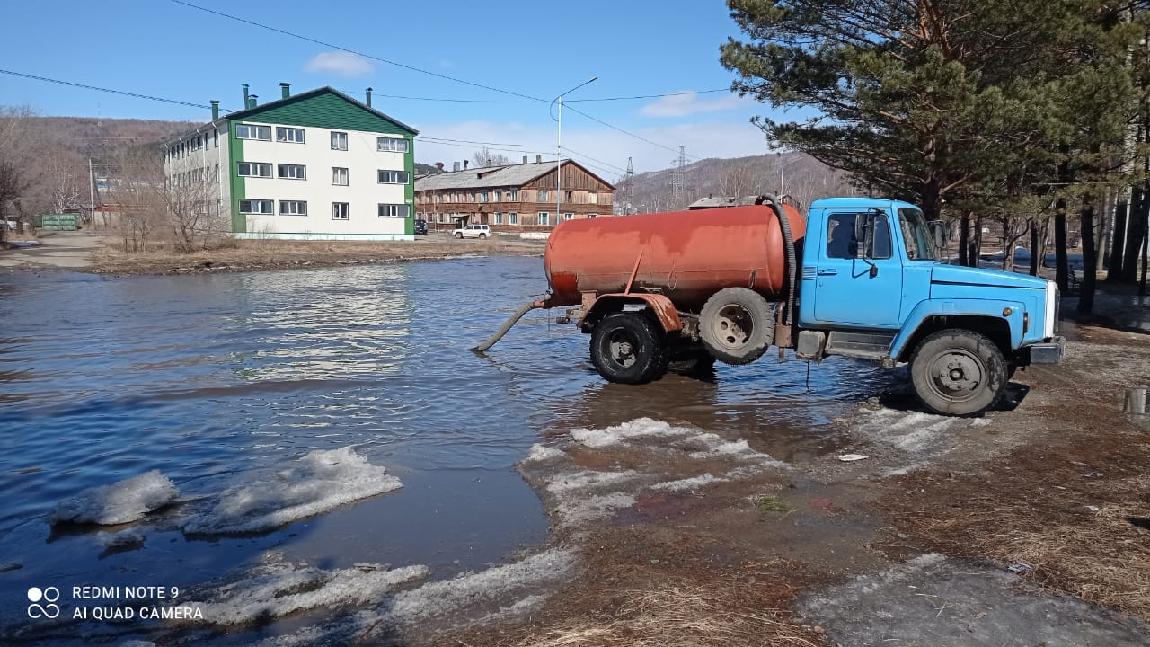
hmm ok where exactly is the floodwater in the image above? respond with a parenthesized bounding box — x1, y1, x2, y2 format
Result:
(0, 256, 894, 643)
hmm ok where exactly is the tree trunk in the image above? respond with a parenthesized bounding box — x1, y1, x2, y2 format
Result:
(1098, 187, 1113, 273)
(1055, 197, 1069, 292)
(1121, 184, 1148, 283)
(959, 212, 971, 266)
(1108, 190, 1129, 281)
(1029, 218, 1040, 276)
(1078, 197, 1096, 315)
(920, 178, 942, 222)
(970, 214, 984, 266)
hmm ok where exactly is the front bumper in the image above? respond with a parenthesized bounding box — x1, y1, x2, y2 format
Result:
(1022, 336, 1065, 365)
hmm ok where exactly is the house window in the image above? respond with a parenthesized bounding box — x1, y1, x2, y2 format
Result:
(377, 170, 409, 184)
(279, 200, 308, 216)
(495, 190, 502, 201)
(508, 189, 519, 201)
(509, 212, 519, 225)
(378, 203, 410, 218)
(538, 212, 550, 226)
(563, 212, 574, 221)
(277, 164, 306, 180)
(588, 191, 598, 204)
(235, 124, 271, 140)
(376, 136, 409, 153)
(332, 202, 350, 220)
(239, 199, 273, 214)
(331, 131, 349, 150)
(276, 127, 305, 143)
(588, 213, 599, 219)
(213, 129, 218, 147)
(538, 190, 549, 202)
(237, 162, 272, 178)
(332, 167, 349, 186)
(494, 212, 503, 225)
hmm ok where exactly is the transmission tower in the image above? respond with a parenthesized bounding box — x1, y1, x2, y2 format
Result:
(622, 156, 634, 214)
(670, 146, 687, 208)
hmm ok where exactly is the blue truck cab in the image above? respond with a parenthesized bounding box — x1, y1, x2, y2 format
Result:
(794, 197, 1063, 414)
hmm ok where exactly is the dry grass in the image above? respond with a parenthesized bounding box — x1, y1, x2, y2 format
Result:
(883, 428, 1150, 619)
(512, 582, 821, 647)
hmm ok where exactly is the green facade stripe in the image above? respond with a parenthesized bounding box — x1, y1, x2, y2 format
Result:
(228, 122, 246, 233)
(236, 92, 415, 135)
(404, 137, 414, 235)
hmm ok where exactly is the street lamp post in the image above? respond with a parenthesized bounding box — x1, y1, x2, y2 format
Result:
(551, 77, 597, 227)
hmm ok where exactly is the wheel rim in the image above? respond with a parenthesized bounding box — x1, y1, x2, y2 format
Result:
(925, 349, 986, 403)
(606, 329, 640, 369)
(708, 304, 754, 350)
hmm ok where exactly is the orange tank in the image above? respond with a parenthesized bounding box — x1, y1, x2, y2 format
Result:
(544, 204, 806, 311)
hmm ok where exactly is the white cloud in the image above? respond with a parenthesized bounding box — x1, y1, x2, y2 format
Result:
(411, 119, 769, 175)
(638, 91, 746, 118)
(304, 51, 375, 78)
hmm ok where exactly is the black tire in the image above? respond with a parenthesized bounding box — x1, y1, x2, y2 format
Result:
(698, 288, 775, 365)
(909, 329, 1008, 416)
(590, 312, 669, 384)
(455, 232, 463, 239)
(479, 233, 487, 239)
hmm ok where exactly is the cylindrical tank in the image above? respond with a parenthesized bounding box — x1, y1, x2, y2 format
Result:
(544, 204, 806, 311)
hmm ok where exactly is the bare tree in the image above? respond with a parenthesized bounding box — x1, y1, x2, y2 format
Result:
(717, 165, 755, 199)
(0, 107, 36, 242)
(472, 147, 511, 168)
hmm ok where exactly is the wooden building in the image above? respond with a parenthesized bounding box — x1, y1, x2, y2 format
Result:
(414, 157, 615, 231)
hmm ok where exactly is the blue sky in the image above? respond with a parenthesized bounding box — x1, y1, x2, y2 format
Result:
(0, 0, 786, 174)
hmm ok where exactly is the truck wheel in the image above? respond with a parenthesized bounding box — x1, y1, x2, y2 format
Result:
(909, 329, 1007, 416)
(455, 232, 463, 239)
(590, 312, 669, 384)
(699, 288, 775, 365)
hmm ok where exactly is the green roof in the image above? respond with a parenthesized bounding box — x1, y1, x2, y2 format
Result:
(225, 86, 418, 136)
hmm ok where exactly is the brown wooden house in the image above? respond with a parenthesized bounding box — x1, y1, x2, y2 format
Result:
(414, 158, 615, 231)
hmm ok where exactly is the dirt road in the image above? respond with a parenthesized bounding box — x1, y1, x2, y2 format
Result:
(439, 319, 1150, 647)
(0, 231, 101, 270)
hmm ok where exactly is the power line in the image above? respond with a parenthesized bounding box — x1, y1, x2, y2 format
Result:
(560, 146, 627, 174)
(171, 0, 546, 104)
(421, 136, 526, 147)
(565, 104, 694, 160)
(338, 89, 493, 104)
(0, 67, 225, 111)
(568, 88, 729, 103)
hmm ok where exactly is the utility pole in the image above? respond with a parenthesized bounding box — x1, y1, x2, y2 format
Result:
(552, 77, 597, 226)
(623, 156, 634, 214)
(88, 157, 97, 224)
(670, 146, 687, 208)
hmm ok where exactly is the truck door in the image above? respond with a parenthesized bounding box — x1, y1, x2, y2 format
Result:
(813, 211, 903, 328)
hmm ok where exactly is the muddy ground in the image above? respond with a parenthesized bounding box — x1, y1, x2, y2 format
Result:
(435, 321, 1150, 647)
(0, 230, 546, 275)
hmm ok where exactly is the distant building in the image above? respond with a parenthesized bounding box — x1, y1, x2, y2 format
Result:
(163, 85, 417, 241)
(414, 157, 615, 230)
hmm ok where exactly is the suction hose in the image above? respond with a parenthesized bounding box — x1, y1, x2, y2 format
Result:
(766, 200, 797, 325)
(471, 298, 548, 352)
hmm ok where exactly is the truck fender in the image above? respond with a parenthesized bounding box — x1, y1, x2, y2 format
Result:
(889, 299, 1027, 362)
(581, 293, 683, 334)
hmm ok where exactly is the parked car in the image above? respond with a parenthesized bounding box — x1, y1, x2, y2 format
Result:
(454, 224, 493, 239)
(414, 219, 428, 235)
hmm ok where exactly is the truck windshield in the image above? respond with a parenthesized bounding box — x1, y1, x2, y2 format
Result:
(898, 208, 938, 261)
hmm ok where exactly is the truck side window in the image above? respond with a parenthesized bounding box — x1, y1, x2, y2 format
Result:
(827, 214, 892, 260)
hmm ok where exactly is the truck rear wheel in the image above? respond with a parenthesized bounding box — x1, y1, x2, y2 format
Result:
(699, 288, 775, 365)
(909, 329, 1007, 416)
(590, 312, 668, 384)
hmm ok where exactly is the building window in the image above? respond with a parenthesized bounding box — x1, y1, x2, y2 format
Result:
(332, 202, 350, 220)
(494, 212, 503, 225)
(588, 191, 598, 204)
(213, 129, 218, 147)
(276, 127, 305, 143)
(378, 203, 410, 218)
(377, 170, 409, 184)
(495, 190, 502, 201)
(538, 190, 549, 202)
(376, 136, 409, 153)
(237, 162, 272, 178)
(509, 212, 519, 225)
(239, 199, 273, 214)
(277, 164, 307, 180)
(588, 213, 599, 219)
(538, 212, 550, 226)
(236, 124, 271, 140)
(331, 131, 349, 150)
(279, 200, 308, 216)
(563, 212, 574, 221)
(508, 189, 519, 201)
(332, 167, 349, 186)
(480, 191, 489, 203)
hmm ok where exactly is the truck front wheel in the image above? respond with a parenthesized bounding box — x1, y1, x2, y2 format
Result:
(699, 288, 775, 365)
(909, 329, 1007, 416)
(590, 312, 669, 385)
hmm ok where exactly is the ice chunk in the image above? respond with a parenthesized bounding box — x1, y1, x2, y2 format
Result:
(559, 492, 636, 524)
(173, 553, 428, 626)
(184, 447, 401, 534)
(52, 470, 179, 526)
(648, 473, 726, 492)
(570, 418, 689, 448)
(524, 444, 565, 462)
(545, 470, 640, 495)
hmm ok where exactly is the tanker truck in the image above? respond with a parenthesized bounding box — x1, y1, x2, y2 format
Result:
(475, 195, 1063, 416)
